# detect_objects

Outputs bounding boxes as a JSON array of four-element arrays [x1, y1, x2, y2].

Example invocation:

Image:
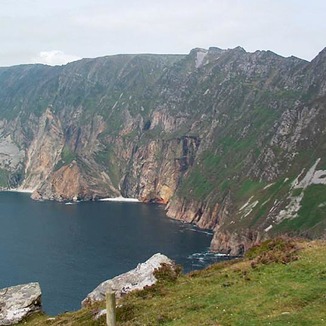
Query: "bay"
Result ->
[[0, 192, 222, 315]]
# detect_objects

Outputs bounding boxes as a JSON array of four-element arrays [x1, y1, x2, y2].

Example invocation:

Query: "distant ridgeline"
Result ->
[[0, 46, 325, 254]]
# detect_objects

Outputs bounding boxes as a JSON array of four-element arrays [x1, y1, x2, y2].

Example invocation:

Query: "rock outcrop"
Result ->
[[81, 253, 174, 306], [0, 282, 41, 325]]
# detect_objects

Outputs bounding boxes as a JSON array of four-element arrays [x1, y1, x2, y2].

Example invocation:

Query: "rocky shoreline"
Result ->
[[0, 254, 175, 325]]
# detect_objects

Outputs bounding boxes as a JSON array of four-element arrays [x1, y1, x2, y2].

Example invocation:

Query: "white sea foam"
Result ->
[[186, 250, 233, 269], [189, 252, 228, 258]]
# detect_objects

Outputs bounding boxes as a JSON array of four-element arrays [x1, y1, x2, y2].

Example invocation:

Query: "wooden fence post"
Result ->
[[106, 291, 116, 326]]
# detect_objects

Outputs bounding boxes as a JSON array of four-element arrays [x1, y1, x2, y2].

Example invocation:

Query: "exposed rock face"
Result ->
[[210, 229, 264, 256], [166, 198, 220, 229], [122, 136, 200, 204], [0, 47, 326, 252], [31, 160, 87, 201], [0, 282, 41, 325], [81, 253, 174, 306], [21, 108, 64, 191], [0, 136, 24, 172]]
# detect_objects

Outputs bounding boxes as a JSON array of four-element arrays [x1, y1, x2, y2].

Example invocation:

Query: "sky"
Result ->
[[0, 0, 325, 66]]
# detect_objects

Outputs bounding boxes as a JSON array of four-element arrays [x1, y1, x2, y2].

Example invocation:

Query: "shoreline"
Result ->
[[4, 188, 34, 194], [64, 196, 140, 205], [98, 196, 139, 202], [2, 190, 140, 202]]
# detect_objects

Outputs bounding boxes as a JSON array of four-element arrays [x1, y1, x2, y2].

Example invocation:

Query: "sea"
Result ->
[[0, 191, 229, 315]]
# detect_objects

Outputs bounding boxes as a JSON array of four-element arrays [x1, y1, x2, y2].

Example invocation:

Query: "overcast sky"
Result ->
[[0, 0, 325, 66]]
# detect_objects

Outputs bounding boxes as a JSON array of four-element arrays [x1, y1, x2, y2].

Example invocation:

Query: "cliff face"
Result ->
[[22, 108, 64, 191], [0, 48, 325, 253]]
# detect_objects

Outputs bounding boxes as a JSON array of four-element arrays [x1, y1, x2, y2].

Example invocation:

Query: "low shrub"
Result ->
[[153, 263, 182, 284], [246, 237, 299, 267]]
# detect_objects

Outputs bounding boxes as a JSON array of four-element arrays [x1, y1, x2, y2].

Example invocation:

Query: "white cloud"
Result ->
[[0, 0, 325, 66], [32, 50, 81, 66]]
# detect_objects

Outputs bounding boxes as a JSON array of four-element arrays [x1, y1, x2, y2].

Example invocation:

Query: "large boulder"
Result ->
[[82, 253, 174, 306], [0, 282, 41, 325]]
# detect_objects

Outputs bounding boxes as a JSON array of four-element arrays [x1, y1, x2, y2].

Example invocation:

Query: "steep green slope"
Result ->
[[21, 239, 326, 325]]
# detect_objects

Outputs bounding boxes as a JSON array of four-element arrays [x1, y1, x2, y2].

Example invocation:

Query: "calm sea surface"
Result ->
[[0, 192, 226, 315]]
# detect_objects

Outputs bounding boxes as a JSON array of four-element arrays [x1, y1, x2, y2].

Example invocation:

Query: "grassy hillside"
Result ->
[[21, 238, 326, 325]]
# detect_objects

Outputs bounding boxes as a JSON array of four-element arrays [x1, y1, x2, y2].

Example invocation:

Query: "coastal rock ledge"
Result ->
[[0, 282, 41, 325], [82, 253, 174, 307]]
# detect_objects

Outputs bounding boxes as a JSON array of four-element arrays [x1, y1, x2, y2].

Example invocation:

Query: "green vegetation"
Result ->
[[61, 146, 76, 164], [20, 239, 326, 325], [178, 103, 282, 205], [232, 178, 293, 230], [94, 146, 121, 188], [179, 152, 221, 201], [0, 168, 9, 187], [236, 180, 265, 199], [179, 165, 214, 200], [54, 146, 76, 171], [277, 184, 326, 236]]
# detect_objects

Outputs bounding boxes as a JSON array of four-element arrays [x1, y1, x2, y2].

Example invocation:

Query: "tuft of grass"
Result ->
[[116, 303, 136, 323]]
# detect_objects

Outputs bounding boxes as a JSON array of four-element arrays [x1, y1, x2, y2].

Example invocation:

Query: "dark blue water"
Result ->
[[0, 192, 225, 315]]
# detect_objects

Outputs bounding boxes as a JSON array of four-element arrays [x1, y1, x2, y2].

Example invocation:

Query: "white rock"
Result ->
[[94, 309, 107, 320], [81, 253, 174, 307], [195, 49, 208, 68], [294, 158, 326, 189], [0, 282, 41, 325]]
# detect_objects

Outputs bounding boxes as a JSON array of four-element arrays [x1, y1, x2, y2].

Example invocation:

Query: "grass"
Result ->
[[94, 145, 121, 188], [233, 178, 293, 230], [0, 168, 9, 187], [54, 145, 77, 171], [236, 180, 264, 199], [20, 238, 326, 326], [277, 184, 326, 235], [179, 165, 215, 201], [178, 104, 280, 204]]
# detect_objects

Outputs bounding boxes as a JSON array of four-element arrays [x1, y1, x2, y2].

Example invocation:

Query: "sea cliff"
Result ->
[[0, 47, 326, 253]]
